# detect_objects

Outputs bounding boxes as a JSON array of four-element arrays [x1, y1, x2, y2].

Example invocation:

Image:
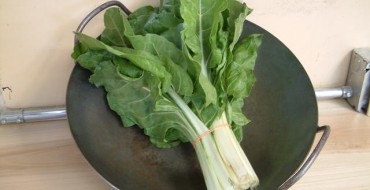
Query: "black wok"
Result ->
[[66, 1, 330, 189]]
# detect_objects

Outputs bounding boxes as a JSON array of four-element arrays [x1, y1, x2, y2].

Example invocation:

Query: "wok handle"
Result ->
[[74, 0, 131, 44], [279, 125, 331, 190]]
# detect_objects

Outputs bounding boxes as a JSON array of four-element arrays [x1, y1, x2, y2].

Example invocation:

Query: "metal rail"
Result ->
[[0, 106, 66, 125], [0, 86, 354, 125], [315, 86, 352, 100]]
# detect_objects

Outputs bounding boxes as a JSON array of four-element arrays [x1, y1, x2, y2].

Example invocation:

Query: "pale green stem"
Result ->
[[211, 112, 259, 189], [167, 89, 234, 190]]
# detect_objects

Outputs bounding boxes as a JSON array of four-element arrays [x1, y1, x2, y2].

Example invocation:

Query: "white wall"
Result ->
[[246, 0, 370, 88], [0, 0, 369, 108]]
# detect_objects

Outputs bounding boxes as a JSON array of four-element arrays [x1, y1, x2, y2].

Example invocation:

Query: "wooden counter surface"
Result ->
[[1, 99, 369, 190]]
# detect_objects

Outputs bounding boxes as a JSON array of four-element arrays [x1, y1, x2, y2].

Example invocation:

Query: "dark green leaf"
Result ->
[[226, 34, 262, 98], [71, 42, 88, 60], [75, 32, 172, 92], [160, 0, 181, 18], [89, 61, 191, 148], [128, 6, 157, 35], [76, 50, 112, 71], [180, 0, 227, 69], [226, 98, 250, 142], [164, 58, 193, 96], [113, 56, 143, 80], [227, 0, 253, 50], [127, 3, 183, 47], [100, 8, 129, 47]]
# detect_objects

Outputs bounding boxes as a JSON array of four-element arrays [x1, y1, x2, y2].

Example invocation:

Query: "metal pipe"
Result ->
[[0, 106, 66, 125], [315, 86, 353, 100], [0, 86, 354, 125]]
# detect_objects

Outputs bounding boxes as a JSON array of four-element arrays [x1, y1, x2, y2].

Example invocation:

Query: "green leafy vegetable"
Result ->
[[72, 0, 262, 189]]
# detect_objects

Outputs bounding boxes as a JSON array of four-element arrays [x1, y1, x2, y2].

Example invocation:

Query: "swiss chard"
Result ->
[[72, 0, 262, 189]]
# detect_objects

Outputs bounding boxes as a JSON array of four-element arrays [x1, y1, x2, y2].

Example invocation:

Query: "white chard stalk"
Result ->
[[169, 89, 259, 190], [211, 112, 259, 189], [168, 89, 234, 189]]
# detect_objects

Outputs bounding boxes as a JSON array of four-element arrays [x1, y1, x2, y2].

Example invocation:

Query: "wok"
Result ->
[[66, 1, 330, 189]]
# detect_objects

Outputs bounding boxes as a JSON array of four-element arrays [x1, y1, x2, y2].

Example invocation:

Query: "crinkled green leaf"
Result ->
[[118, 22, 193, 95], [180, 0, 227, 68], [127, 3, 183, 47], [76, 50, 112, 71], [71, 42, 88, 60], [198, 74, 218, 106], [115, 14, 192, 95], [75, 32, 172, 92], [224, 98, 250, 142], [160, 0, 181, 18], [113, 56, 143, 80], [227, 0, 253, 51], [105, 7, 183, 58], [126, 33, 186, 69], [180, 0, 230, 107], [127, 6, 156, 35], [100, 8, 129, 47], [89, 60, 191, 148], [226, 34, 262, 98], [160, 26, 183, 49], [145, 11, 182, 34], [164, 58, 193, 96], [87, 60, 137, 128]]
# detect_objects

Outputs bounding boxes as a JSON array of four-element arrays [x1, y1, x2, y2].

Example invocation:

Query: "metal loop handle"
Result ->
[[74, 0, 131, 44], [279, 125, 331, 190]]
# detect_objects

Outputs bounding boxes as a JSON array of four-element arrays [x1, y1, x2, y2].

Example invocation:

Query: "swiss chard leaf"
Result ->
[[127, 6, 156, 35], [227, 0, 253, 51], [76, 50, 112, 71], [104, 8, 185, 68], [71, 42, 88, 60], [160, 0, 181, 18], [179, 0, 229, 107], [89, 60, 190, 148], [164, 58, 193, 96], [226, 98, 251, 142], [111, 8, 193, 96], [100, 8, 129, 47], [226, 34, 262, 99], [75, 32, 172, 92], [127, 3, 183, 48], [113, 56, 144, 80], [180, 0, 227, 69]]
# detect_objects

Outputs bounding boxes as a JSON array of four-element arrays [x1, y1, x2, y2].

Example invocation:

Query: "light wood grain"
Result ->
[[0, 121, 111, 190], [291, 100, 370, 190], [0, 99, 369, 189]]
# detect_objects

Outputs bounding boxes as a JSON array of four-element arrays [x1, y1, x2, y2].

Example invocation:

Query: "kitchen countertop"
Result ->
[[0, 99, 369, 190]]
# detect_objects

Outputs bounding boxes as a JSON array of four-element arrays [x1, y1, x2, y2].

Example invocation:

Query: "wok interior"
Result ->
[[67, 21, 317, 190]]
